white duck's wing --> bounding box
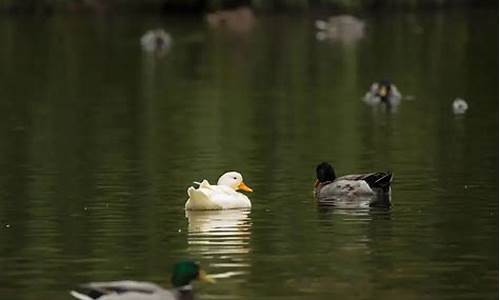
[203,186,251,209]
[186,180,223,210]
[70,281,174,300]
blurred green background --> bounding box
[0,5,498,300]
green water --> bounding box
[0,9,498,300]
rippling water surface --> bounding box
[0,8,497,300]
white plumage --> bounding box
[140,29,172,53]
[452,98,468,114]
[185,172,252,210]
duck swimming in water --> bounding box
[452,98,468,114]
[69,260,214,300]
[315,15,365,43]
[314,162,393,200]
[185,171,253,210]
[363,80,402,106]
[140,29,172,54]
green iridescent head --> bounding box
[170,260,215,287]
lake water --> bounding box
[0,8,498,300]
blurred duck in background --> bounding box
[141,29,172,56]
[69,260,214,300]
[363,80,402,107]
[315,15,365,43]
[452,98,468,114]
[206,6,255,33]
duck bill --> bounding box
[238,182,253,192]
[378,86,387,97]
[198,270,216,283]
[314,179,320,188]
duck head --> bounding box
[376,80,393,103]
[171,260,215,288]
[315,162,336,187]
[217,171,253,192]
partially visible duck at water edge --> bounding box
[69,260,215,300]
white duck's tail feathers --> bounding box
[199,179,211,187]
[188,180,213,196]
[69,290,93,300]
[191,179,210,187]
[187,186,196,197]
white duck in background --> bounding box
[452,98,468,114]
[140,29,172,54]
[185,172,253,210]
[315,15,365,43]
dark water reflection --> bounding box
[0,8,497,300]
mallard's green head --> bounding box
[171,260,215,287]
[315,162,336,187]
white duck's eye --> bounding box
[233,177,237,180]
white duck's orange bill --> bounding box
[238,182,253,192]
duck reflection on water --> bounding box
[316,191,391,210]
[185,209,251,279]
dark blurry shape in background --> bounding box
[0,0,496,14]
[206,6,255,33]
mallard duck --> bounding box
[314,162,393,200]
[315,15,365,42]
[69,260,214,300]
[140,29,172,53]
[452,98,468,114]
[363,80,402,106]
[185,171,253,210]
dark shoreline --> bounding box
[0,0,497,16]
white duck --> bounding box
[452,98,468,114]
[140,29,172,53]
[185,171,253,210]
